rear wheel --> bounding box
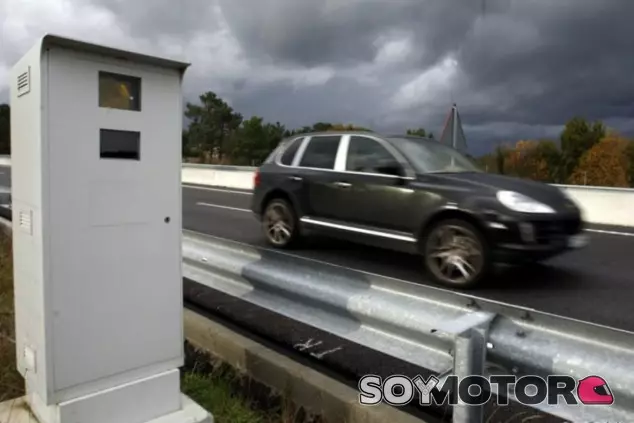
[262,198,300,248]
[421,218,490,289]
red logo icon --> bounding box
[577,376,614,405]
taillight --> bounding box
[253,169,261,187]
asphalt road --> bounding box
[2,166,633,331]
[181,183,634,332]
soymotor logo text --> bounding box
[358,374,614,407]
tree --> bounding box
[184,92,242,163]
[0,104,9,155]
[406,128,427,137]
[533,140,562,183]
[312,122,333,132]
[503,140,562,182]
[323,123,372,132]
[230,117,287,165]
[495,145,507,174]
[568,133,629,187]
[625,141,634,187]
[559,117,605,181]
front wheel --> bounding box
[421,218,490,289]
[262,198,300,248]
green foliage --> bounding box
[185,92,243,162]
[406,127,426,137]
[533,139,562,182]
[0,104,9,155]
[230,117,286,166]
[495,145,507,175]
[405,127,434,139]
[559,116,605,181]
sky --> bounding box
[1,0,633,156]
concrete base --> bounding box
[0,395,213,423]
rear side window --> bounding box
[298,136,341,169]
[263,138,298,165]
[279,138,302,165]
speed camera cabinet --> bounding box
[9,35,211,423]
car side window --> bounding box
[279,138,302,165]
[298,136,341,169]
[346,136,403,176]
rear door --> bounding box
[293,135,346,220]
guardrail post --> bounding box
[433,310,496,423]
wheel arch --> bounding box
[417,208,490,249]
[260,188,297,216]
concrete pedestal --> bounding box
[0,394,212,423]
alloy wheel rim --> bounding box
[425,224,484,285]
[264,203,293,245]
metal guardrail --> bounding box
[182,229,634,423]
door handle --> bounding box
[334,181,351,188]
[288,176,303,181]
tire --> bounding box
[420,218,491,289]
[261,198,300,249]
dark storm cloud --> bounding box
[216,0,634,140]
[3,0,634,156]
[217,0,481,68]
[89,0,217,39]
[457,0,634,126]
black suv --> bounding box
[251,132,588,288]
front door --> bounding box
[335,135,417,234]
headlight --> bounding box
[496,190,555,214]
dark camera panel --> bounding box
[100,129,140,160]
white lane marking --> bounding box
[586,228,634,237]
[194,201,634,238]
[183,184,252,195]
[197,202,251,213]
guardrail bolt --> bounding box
[516,330,526,338]
[521,311,531,321]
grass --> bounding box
[183,342,322,423]
[182,372,280,423]
[0,230,23,403]
[0,230,312,423]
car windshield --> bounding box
[388,137,482,174]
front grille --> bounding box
[531,216,582,244]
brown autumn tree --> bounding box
[503,140,551,182]
[568,133,630,187]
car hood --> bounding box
[422,172,575,212]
